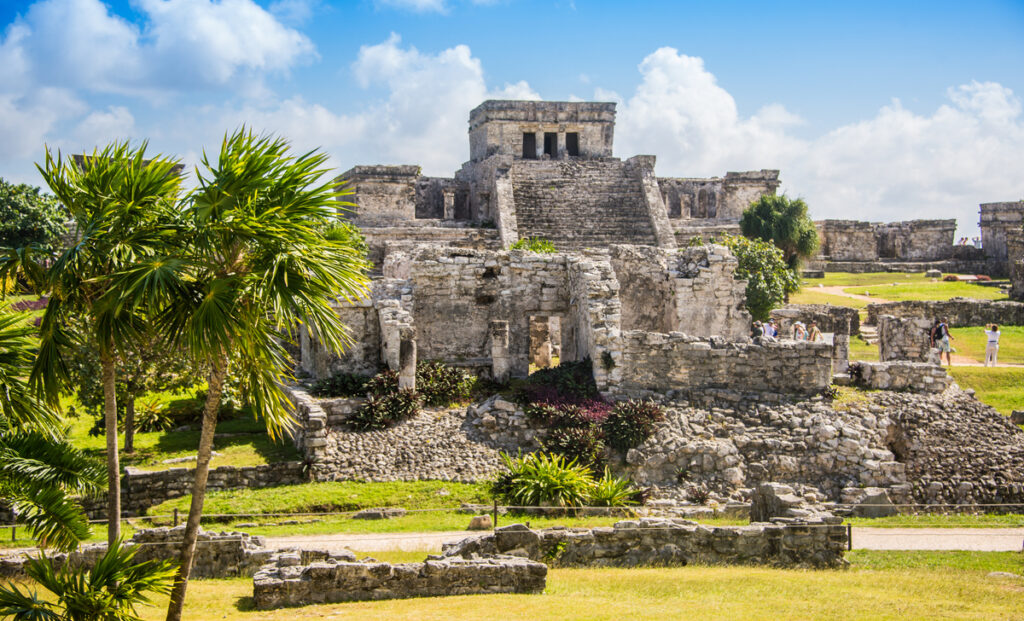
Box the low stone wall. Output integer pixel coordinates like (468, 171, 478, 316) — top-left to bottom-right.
(79, 461, 307, 520)
(0, 527, 271, 580)
(866, 298, 1024, 327)
(443, 519, 848, 569)
(614, 332, 832, 399)
(253, 549, 546, 610)
(771, 304, 860, 336)
(850, 361, 951, 394)
(876, 315, 938, 363)
(822, 259, 998, 276)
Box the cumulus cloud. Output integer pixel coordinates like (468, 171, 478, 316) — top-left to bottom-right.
(612, 48, 1024, 235)
(0, 0, 315, 98)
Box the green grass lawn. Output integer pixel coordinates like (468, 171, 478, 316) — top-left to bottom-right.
(844, 281, 1009, 302)
(847, 334, 879, 361)
(949, 366, 1024, 417)
(789, 288, 869, 309)
(948, 326, 1024, 364)
(811, 272, 935, 287)
(122, 551, 1024, 621)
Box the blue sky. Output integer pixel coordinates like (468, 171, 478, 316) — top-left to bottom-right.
(1, 0, 1022, 234)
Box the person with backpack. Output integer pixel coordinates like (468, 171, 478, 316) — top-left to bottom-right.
(936, 317, 954, 367)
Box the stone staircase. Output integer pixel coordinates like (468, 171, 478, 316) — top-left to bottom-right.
(860, 324, 878, 345)
(510, 159, 657, 250)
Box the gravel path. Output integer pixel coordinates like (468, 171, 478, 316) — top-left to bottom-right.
(262, 527, 1024, 553)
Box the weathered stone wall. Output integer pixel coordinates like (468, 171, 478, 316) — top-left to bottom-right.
(876, 315, 940, 363)
(671, 219, 742, 245)
(300, 296, 381, 378)
(566, 251, 623, 394)
(1010, 228, 1024, 301)
(361, 225, 501, 267)
(980, 201, 1024, 260)
(78, 462, 306, 520)
(614, 332, 832, 400)
(658, 170, 779, 221)
(823, 259, 996, 275)
(339, 165, 419, 225)
(608, 244, 748, 338)
(866, 298, 1024, 327)
(1, 527, 272, 580)
(444, 519, 848, 570)
(468, 100, 616, 162)
(770, 304, 859, 374)
(817, 219, 955, 262)
(850, 361, 952, 394)
(254, 548, 546, 610)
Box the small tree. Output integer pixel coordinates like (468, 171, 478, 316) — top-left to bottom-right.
(0, 179, 68, 258)
(716, 234, 799, 320)
(739, 195, 819, 270)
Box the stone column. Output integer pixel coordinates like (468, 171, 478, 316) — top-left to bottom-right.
(442, 187, 456, 220)
(397, 326, 416, 391)
(490, 320, 511, 382)
(529, 317, 552, 368)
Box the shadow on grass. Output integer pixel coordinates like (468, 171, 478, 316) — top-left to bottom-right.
(233, 596, 257, 612)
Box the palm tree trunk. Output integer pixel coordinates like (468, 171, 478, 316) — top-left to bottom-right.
(165, 351, 228, 621)
(100, 349, 120, 547)
(124, 396, 135, 454)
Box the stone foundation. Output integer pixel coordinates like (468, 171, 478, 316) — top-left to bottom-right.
(443, 519, 848, 570)
(866, 298, 1024, 327)
(877, 315, 939, 363)
(850, 361, 952, 394)
(253, 549, 546, 610)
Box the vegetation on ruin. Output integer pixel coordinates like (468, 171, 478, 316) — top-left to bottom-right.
(715, 233, 799, 320)
(0, 178, 68, 257)
(43, 552, 1022, 621)
(510, 236, 558, 253)
(739, 194, 819, 269)
(491, 452, 639, 508)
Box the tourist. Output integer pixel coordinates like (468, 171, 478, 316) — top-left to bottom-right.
(808, 321, 824, 342)
(767, 320, 779, 338)
(936, 317, 954, 367)
(751, 320, 764, 338)
(793, 321, 807, 341)
(984, 323, 1000, 367)
(973, 236, 982, 248)
(929, 318, 942, 348)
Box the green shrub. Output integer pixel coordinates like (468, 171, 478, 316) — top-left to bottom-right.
(310, 372, 372, 398)
(348, 389, 421, 431)
(491, 452, 593, 507)
(541, 426, 606, 468)
(365, 369, 399, 397)
(510, 237, 557, 253)
(588, 468, 638, 507)
(416, 360, 475, 407)
(135, 400, 175, 432)
(515, 358, 600, 404)
(602, 399, 664, 451)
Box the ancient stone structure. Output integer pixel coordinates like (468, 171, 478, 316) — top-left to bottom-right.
(816, 219, 956, 263)
(979, 201, 1024, 262)
(443, 519, 848, 570)
(865, 298, 1024, 327)
(339, 100, 779, 260)
(876, 315, 939, 364)
(253, 549, 546, 609)
(770, 304, 860, 373)
(1, 527, 271, 581)
(849, 361, 952, 394)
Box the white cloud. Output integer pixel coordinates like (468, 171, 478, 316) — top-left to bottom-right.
(612, 48, 1024, 235)
(269, 0, 319, 24)
(0, 0, 315, 98)
(71, 106, 137, 148)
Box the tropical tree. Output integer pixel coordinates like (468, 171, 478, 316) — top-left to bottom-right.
(714, 234, 799, 320)
(112, 130, 370, 621)
(3, 142, 184, 546)
(0, 304, 105, 552)
(0, 178, 68, 258)
(0, 537, 176, 621)
(739, 194, 819, 270)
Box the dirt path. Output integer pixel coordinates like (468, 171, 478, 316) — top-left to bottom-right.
(814, 285, 893, 304)
(265, 530, 478, 553)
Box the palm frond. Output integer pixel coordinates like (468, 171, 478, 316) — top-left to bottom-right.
(11, 486, 92, 552)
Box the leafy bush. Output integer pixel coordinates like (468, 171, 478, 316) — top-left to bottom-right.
(365, 369, 400, 397)
(687, 483, 711, 504)
(588, 468, 638, 507)
(491, 452, 594, 507)
(310, 372, 371, 398)
(135, 400, 175, 432)
(348, 389, 421, 431)
(602, 399, 664, 451)
(525, 400, 611, 428)
(416, 360, 475, 407)
(541, 426, 605, 468)
(515, 358, 600, 405)
(9, 296, 47, 312)
(715, 233, 799, 320)
(510, 236, 557, 254)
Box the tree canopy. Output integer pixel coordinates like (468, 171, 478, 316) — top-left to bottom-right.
(0, 179, 68, 256)
(739, 194, 819, 269)
(713, 234, 799, 320)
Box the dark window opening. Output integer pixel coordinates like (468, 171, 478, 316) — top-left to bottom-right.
(543, 132, 557, 158)
(566, 132, 580, 157)
(522, 133, 537, 159)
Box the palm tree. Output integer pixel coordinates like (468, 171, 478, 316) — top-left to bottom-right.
(0, 304, 106, 552)
(739, 194, 820, 270)
(20, 142, 183, 546)
(115, 129, 369, 621)
(0, 536, 176, 620)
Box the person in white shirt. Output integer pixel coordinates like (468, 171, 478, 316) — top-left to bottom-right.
(984, 324, 1000, 367)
